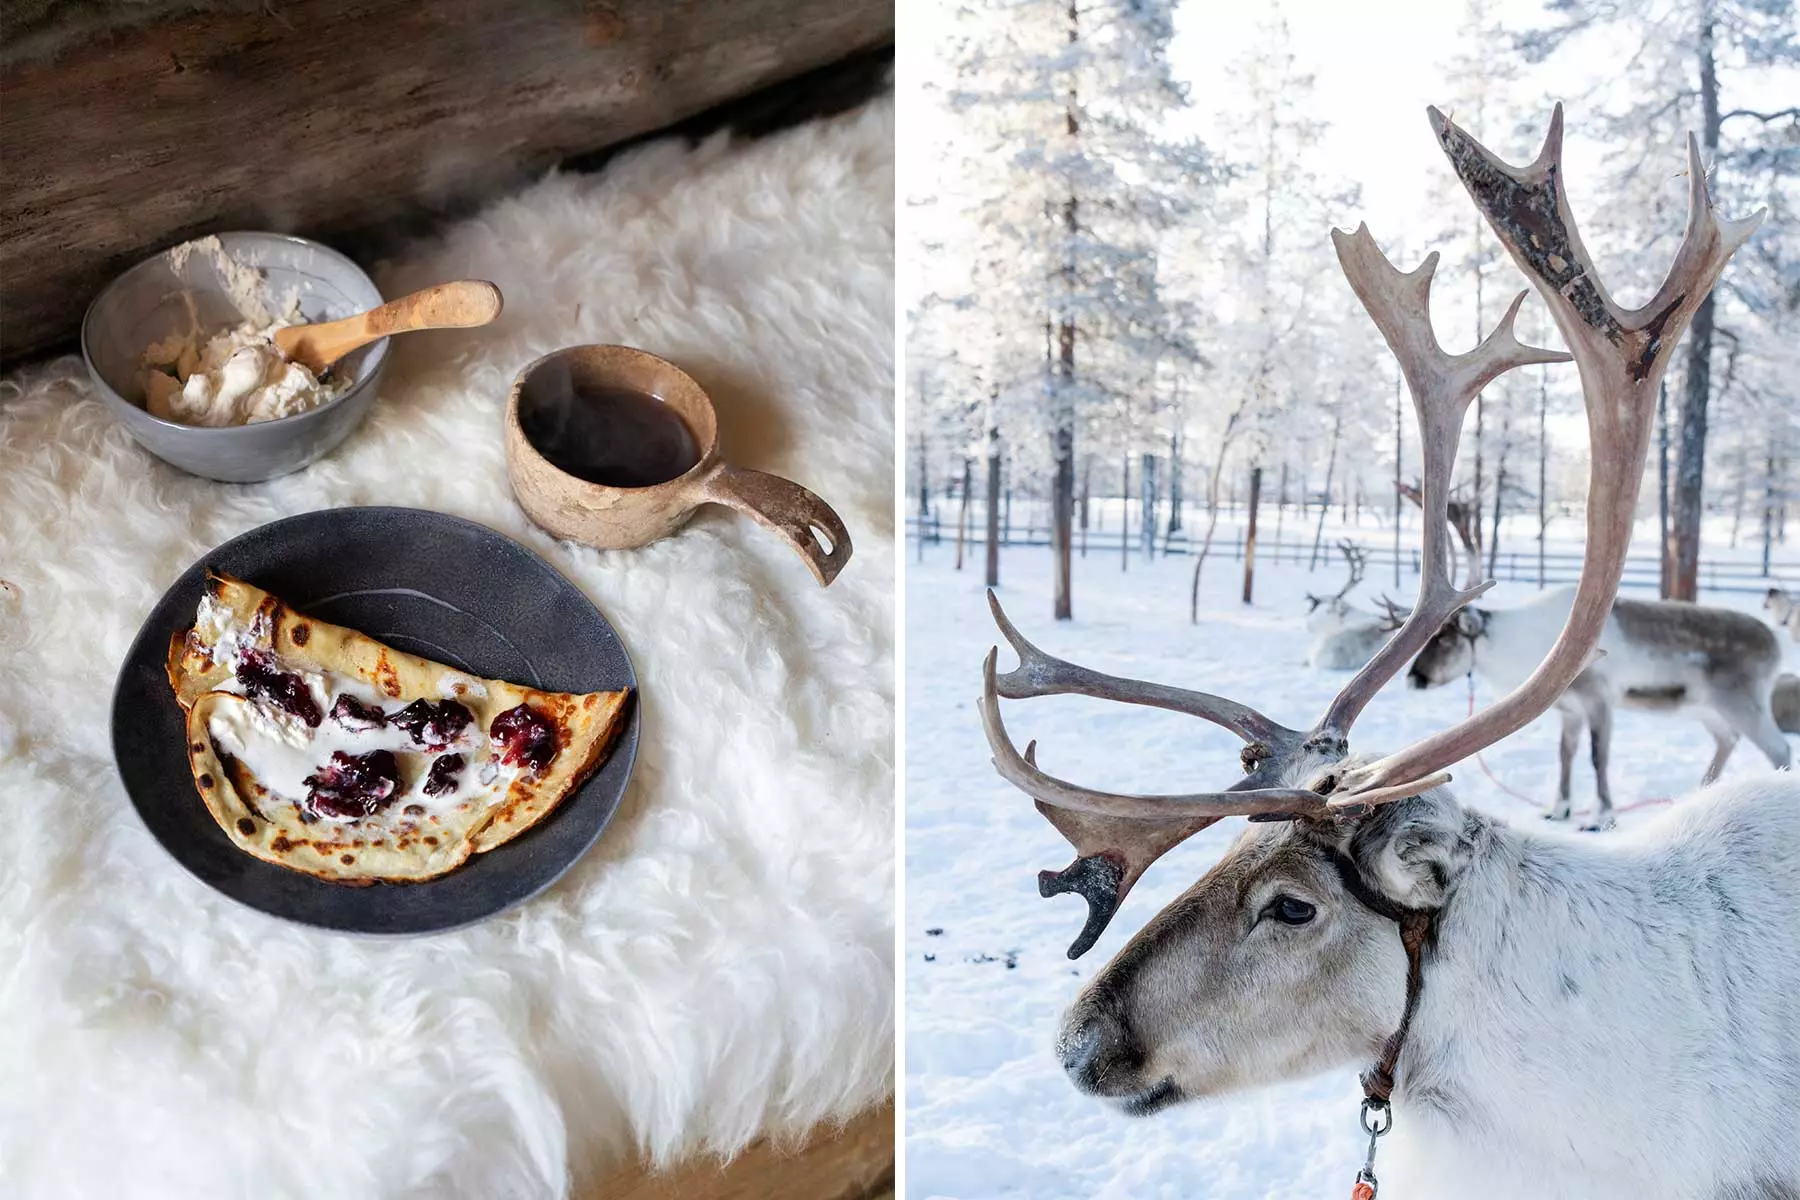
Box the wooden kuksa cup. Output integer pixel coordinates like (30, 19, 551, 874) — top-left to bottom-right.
(505, 345, 852, 586)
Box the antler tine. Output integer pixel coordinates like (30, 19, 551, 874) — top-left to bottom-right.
(987, 589, 1301, 749)
(1373, 594, 1410, 631)
(1335, 540, 1366, 601)
(978, 649, 1330, 821)
(1333, 104, 1763, 806)
(1310, 225, 1561, 745)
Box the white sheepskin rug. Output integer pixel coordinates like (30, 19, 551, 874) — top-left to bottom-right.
(0, 97, 893, 1200)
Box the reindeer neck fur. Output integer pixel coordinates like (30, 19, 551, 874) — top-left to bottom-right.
(1363, 778, 1800, 1199)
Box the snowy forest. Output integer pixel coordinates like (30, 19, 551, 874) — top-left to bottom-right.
(905, 3, 1800, 1195)
(904, 0, 1800, 619)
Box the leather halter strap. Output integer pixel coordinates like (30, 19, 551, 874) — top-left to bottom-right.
(1330, 851, 1436, 1106)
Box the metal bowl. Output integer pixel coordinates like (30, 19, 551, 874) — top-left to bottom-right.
(81, 231, 390, 483)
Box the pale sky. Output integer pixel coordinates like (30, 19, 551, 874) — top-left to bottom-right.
(899, 0, 1729, 313)
(1166, 0, 1584, 242)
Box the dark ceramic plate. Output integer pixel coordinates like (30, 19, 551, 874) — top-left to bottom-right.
(111, 507, 639, 934)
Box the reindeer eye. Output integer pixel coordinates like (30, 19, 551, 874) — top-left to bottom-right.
(1267, 896, 1316, 926)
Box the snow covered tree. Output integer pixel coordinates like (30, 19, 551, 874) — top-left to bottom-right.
(941, 0, 1214, 620)
(1520, 0, 1800, 598)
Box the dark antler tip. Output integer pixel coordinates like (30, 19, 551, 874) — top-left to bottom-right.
(1039, 855, 1127, 957)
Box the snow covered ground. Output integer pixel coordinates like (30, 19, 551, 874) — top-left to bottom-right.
(903, 539, 1799, 1200)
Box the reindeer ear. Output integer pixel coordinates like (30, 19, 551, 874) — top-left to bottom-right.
(1454, 608, 1485, 637)
(1349, 796, 1475, 910)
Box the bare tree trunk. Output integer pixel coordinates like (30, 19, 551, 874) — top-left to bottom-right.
(984, 432, 1001, 588)
(954, 457, 971, 571)
(1669, 9, 1722, 602)
(1487, 451, 1506, 576)
(1004, 472, 1014, 547)
(1274, 460, 1288, 560)
(915, 427, 929, 564)
(1242, 465, 1263, 604)
(1140, 452, 1158, 559)
(1394, 367, 1404, 589)
(1538, 364, 1549, 588)
(1189, 435, 1239, 622)
(1764, 449, 1778, 576)
(1657, 379, 1672, 596)
(1309, 405, 1342, 569)
(1120, 452, 1130, 573)
(1730, 445, 1747, 549)
(1164, 426, 1183, 553)
(1050, 0, 1079, 622)
(1079, 456, 1090, 558)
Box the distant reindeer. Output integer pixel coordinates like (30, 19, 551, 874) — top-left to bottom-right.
(1765, 586, 1800, 641)
(1407, 588, 1790, 829)
(976, 108, 1795, 1199)
(1775, 673, 1800, 735)
(1304, 542, 1392, 670)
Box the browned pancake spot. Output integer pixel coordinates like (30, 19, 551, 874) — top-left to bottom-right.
(424, 836, 438, 847)
(291, 623, 310, 646)
(272, 835, 292, 852)
(198, 773, 214, 789)
(584, 694, 597, 710)
(236, 817, 255, 835)
(340, 854, 355, 865)
(375, 652, 402, 698)
(191, 742, 205, 753)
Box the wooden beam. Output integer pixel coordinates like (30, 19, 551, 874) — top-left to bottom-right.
(0, 0, 893, 363)
(589, 1100, 893, 1200)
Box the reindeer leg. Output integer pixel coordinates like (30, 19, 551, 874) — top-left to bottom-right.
(1730, 699, 1793, 773)
(1548, 703, 1582, 822)
(1580, 699, 1615, 832)
(1698, 710, 1739, 785)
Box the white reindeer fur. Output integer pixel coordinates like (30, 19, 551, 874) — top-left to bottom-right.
(1376, 776, 1800, 1199)
(1304, 598, 1390, 670)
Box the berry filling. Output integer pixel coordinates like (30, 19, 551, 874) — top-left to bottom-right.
(236, 648, 322, 727)
(329, 694, 388, 731)
(490, 703, 557, 772)
(391, 698, 474, 750)
(303, 749, 400, 819)
(423, 752, 466, 797)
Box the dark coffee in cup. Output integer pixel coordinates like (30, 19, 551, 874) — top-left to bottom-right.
(518, 379, 700, 489)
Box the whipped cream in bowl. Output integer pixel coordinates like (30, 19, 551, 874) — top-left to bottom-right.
(81, 232, 391, 482)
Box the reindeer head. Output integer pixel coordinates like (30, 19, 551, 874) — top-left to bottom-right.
(1056, 788, 1475, 1113)
(1406, 607, 1488, 688)
(979, 104, 1760, 1114)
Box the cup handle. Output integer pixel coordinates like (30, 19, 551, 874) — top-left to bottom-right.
(702, 464, 853, 586)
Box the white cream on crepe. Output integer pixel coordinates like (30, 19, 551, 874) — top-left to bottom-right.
(172, 572, 631, 884)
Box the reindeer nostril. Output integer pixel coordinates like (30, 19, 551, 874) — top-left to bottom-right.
(1059, 1019, 1106, 1083)
(1059, 1014, 1145, 1094)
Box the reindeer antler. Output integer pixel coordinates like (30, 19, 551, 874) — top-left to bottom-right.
(1312, 226, 1566, 747)
(980, 104, 1761, 957)
(1329, 540, 1366, 604)
(979, 591, 1322, 956)
(1331, 104, 1763, 805)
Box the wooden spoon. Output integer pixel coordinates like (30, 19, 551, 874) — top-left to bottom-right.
(273, 280, 503, 373)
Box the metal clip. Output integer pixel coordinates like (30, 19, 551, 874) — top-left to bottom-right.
(1353, 1099, 1392, 1198)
